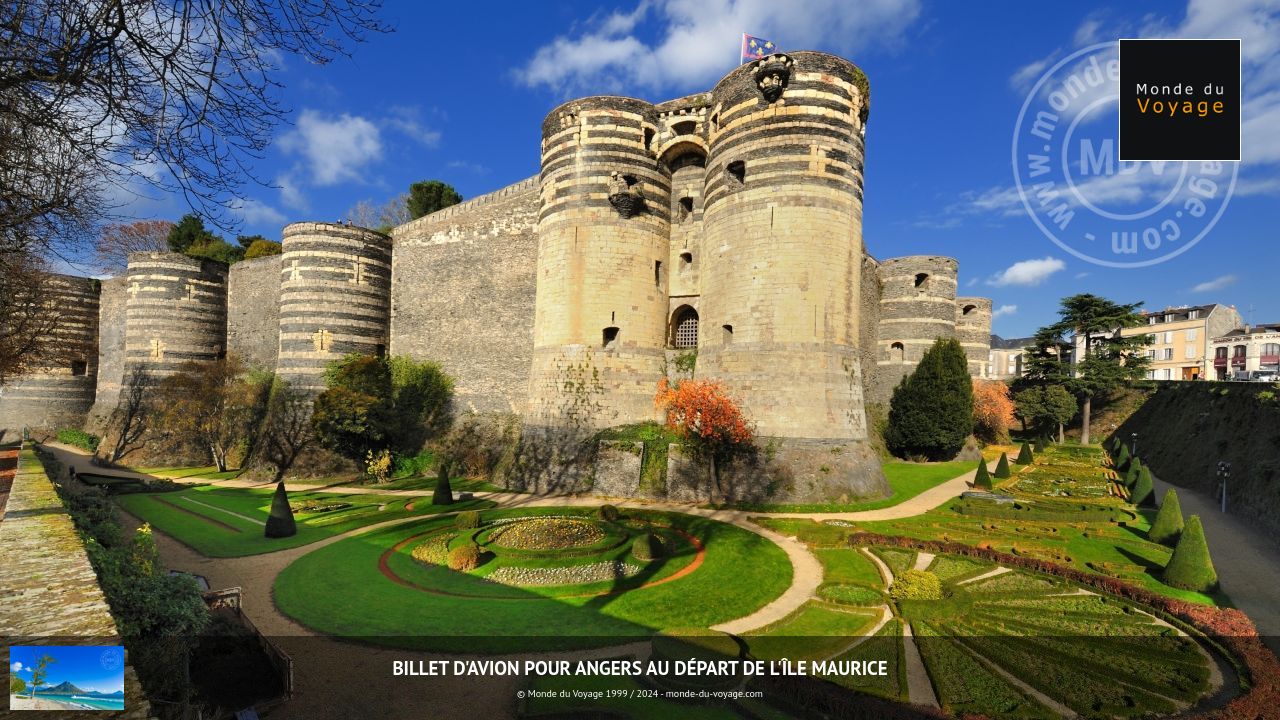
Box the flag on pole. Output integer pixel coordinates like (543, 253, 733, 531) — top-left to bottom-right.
(741, 34, 777, 64)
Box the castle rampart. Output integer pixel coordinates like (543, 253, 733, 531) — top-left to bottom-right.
(870, 255, 959, 403)
(277, 223, 392, 394)
(956, 296, 993, 378)
(123, 252, 228, 380)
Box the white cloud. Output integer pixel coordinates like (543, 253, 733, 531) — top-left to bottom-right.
(517, 0, 922, 94)
(1075, 271, 1090, 279)
(11, 662, 21, 672)
(383, 105, 442, 148)
(446, 160, 490, 175)
(1191, 274, 1237, 292)
(275, 173, 308, 212)
(279, 110, 383, 186)
(232, 198, 287, 227)
(992, 304, 1018, 318)
(987, 257, 1066, 287)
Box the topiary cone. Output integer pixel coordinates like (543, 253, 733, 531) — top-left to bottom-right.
(1125, 458, 1143, 488)
(1163, 515, 1217, 592)
(432, 461, 454, 505)
(1016, 441, 1034, 465)
(1115, 443, 1131, 471)
(1149, 489, 1184, 546)
(973, 459, 993, 490)
(1131, 466, 1155, 507)
(264, 481, 297, 538)
(993, 452, 1011, 479)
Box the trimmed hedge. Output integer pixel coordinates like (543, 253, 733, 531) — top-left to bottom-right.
(1149, 489, 1184, 546)
(993, 452, 1011, 479)
(447, 543, 482, 572)
(56, 428, 100, 453)
(1015, 441, 1034, 465)
(973, 459, 993, 490)
(455, 510, 481, 529)
(598, 504, 620, 521)
(432, 464, 454, 506)
(632, 532, 664, 561)
(264, 481, 297, 538)
(1132, 466, 1154, 507)
(1163, 515, 1217, 592)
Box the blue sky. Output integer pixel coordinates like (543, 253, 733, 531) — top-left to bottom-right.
(10, 646, 125, 694)
(98, 0, 1280, 338)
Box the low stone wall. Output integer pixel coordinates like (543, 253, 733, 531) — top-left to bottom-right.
(0, 447, 153, 719)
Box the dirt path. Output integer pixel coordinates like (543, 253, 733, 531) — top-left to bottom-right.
(1151, 473, 1280, 654)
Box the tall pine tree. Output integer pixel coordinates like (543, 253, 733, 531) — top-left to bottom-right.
(885, 338, 974, 461)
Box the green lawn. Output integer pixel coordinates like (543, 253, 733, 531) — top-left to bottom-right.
(114, 485, 492, 557)
(273, 508, 792, 652)
(743, 601, 881, 660)
(712, 461, 973, 513)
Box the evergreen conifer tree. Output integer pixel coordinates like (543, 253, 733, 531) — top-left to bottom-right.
(432, 461, 454, 505)
(885, 338, 974, 461)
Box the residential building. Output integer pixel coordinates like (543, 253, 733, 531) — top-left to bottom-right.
(1210, 323, 1280, 380)
(1072, 303, 1243, 381)
(988, 335, 1036, 380)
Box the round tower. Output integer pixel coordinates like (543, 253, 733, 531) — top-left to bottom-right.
(277, 222, 392, 394)
(870, 255, 959, 402)
(956, 297, 993, 378)
(696, 52, 871, 440)
(525, 96, 671, 429)
(0, 274, 100, 431)
(124, 253, 228, 379)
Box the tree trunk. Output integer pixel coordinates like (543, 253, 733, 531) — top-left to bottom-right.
(212, 444, 227, 472)
(1020, 417, 1027, 433)
(1080, 395, 1092, 445)
(1057, 423, 1065, 444)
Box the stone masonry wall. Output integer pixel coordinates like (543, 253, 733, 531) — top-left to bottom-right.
(87, 277, 128, 431)
(391, 178, 540, 414)
(227, 254, 282, 372)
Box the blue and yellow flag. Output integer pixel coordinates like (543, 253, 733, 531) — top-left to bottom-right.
(741, 34, 777, 64)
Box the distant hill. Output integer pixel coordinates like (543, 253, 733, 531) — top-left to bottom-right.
(86, 690, 124, 697)
(41, 681, 86, 695)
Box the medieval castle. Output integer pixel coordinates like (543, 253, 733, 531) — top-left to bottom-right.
(0, 52, 991, 502)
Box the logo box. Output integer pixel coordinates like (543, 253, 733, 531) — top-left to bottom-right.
(1119, 38, 1241, 161)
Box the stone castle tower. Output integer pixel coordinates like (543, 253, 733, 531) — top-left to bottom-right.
(0, 52, 991, 502)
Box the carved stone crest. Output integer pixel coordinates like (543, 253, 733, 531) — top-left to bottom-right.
(607, 171, 645, 218)
(754, 54, 793, 103)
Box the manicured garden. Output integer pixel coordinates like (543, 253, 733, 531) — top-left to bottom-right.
(713, 460, 975, 514)
(114, 485, 491, 557)
(273, 507, 792, 652)
(741, 543, 1221, 719)
(754, 444, 1227, 606)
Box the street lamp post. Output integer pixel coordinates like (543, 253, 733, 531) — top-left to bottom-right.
(1217, 461, 1231, 513)
(1131, 432, 1138, 457)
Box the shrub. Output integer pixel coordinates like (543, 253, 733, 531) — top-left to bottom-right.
(11, 674, 25, 694)
(993, 452, 1011, 478)
(598, 504, 620, 521)
(411, 533, 452, 565)
(392, 449, 435, 478)
(447, 543, 482, 572)
(973, 459, 993, 490)
(1015, 441, 1033, 465)
(1131, 466, 1154, 507)
(455, 510, 481, 529)
(432, 462, 454, 505)
(243, 239, 282, 259)
(1149, 489, 1184, 546)
(889, 569, 942, 601)
(972, 379, 1015, 443)
(1125, 459, 1142, 488)
(632, 532, 665, 561)
(1163, 515, 1217, 592)
(1114, 443, 1131, 471)
(365, 448, 392, 483)
(57, 428, 100, 453)
(264, 481, 297, 538)
(885, 338, 974, 460)
(1033, 434, 1051, 452)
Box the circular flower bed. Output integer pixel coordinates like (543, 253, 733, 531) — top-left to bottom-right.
(487, 517, 606, 550)
(487, 561, 642, 586)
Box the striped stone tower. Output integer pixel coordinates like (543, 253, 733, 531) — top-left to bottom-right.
(872, 255, 959, 401)
(277, 222, 393, 395)
(956, 297, 993, 378)
(123, 253, 228, 379)
(0, 274, 100, 432)
(696, 51, 872, 440)
(524, 96, 671, 429)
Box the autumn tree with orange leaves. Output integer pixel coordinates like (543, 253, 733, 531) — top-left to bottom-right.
(972, 379, 1015, 443)
(655, 379, 754, 488)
